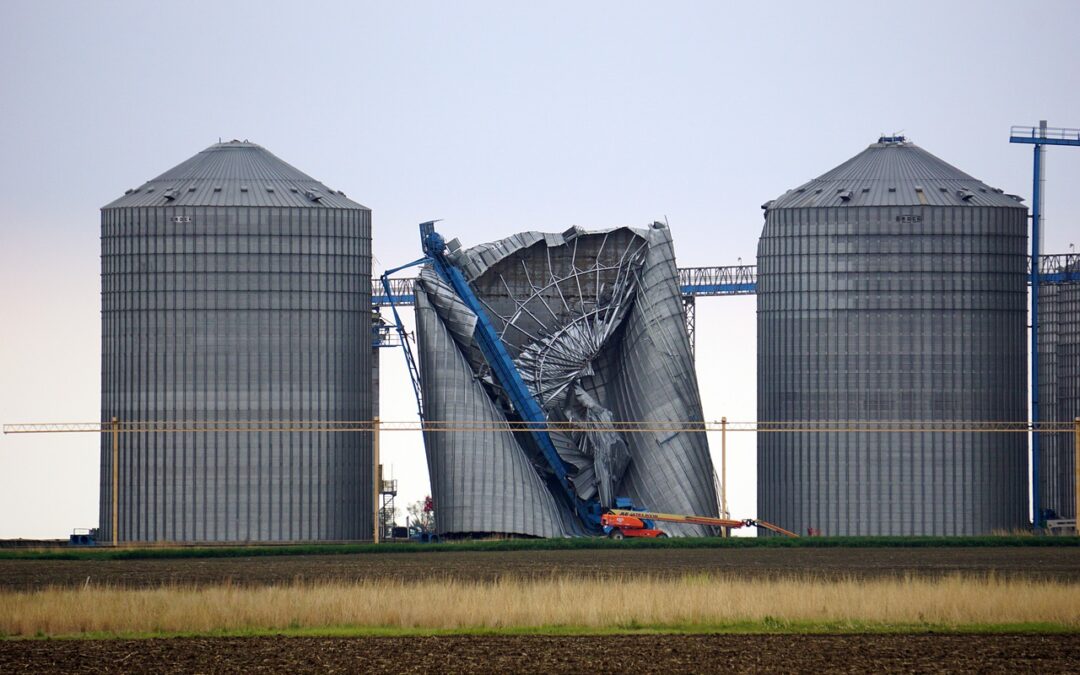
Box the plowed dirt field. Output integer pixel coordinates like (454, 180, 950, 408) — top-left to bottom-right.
(2, 634, 1078, 673)
(3, 546, 1078, 590)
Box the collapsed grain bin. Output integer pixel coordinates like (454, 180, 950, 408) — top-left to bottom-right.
(100, 140, 372, 542)
(757, 136, 1028, 536)
(414, 223, 719, 537)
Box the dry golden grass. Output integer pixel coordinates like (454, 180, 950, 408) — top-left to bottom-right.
(990, 528, 1036, 537)
(2, 575, 1078, 637)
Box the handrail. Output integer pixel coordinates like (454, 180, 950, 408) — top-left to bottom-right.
(372, 252, 1078, 306)
(1010, 125, 1080, 141)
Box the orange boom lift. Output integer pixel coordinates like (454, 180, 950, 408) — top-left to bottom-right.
(601, 509, 799, 539)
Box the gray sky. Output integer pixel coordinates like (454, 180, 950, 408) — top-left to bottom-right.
(2, 1, 1078, 538)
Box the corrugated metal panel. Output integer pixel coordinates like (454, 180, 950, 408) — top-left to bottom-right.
(415, 223, 718, 537)
(102, 141, 365, 210)
(768, 139, 1027, 210)
(99, 145, 372, 543)
(1038, 267, 1080, 519)
(415, 271, 574, 538)
(757, 141, 1028, 536)
(607, 224, 719, 536)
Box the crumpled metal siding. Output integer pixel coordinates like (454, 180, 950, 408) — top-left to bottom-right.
(757, 144, 1029, 535)
(415, 223, 718, 537)
(415, 271, 574, 538)
(99, 144, 372, 544)
(606, 224, 718, 536)
(1039, 273, 1080, 518)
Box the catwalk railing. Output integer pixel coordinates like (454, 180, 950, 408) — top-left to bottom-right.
(372, 253, 1078, 306)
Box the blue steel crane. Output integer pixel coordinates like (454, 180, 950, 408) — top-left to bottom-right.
(1009, 121, 1080, 526)
(380, 222, 605, 531)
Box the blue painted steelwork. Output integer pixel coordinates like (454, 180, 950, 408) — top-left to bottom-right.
(680, 282, 757, 296)
(371, 322, 397, 348)
(1041, 270, 1080, 284)
(1031, 140, 1043, 525)
(416, 222, 603, 531)
(373, 266, 759, 306)
(373, 293, 416, 305)
(379, 257, 430, 418)
(1010, 125, 1080, 147)
(374, 287, 760, 305)
(372, 257, 1077, 307)
(1033, 255, 1080, 285)
(1010, 123, 1080, 526)
(373, 276, 417, 306)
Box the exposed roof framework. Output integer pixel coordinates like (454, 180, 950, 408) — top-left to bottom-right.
(414, 224, 720, 537)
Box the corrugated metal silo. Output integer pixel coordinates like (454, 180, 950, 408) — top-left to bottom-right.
(1038, 260, 1080, 519)
(415, 224, 718, 537)
(757, 137, 1028, 535)
(100, 140, 372, 542)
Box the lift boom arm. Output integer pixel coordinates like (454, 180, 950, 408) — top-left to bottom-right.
(606, 509, 799, 537)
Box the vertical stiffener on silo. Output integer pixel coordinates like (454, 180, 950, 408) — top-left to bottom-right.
(100, 141, 372, 543)
(757, 137, 1028, 536)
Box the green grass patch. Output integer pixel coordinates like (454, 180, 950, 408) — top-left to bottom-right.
(2, 534, 1076, 561)
(5, 620, 1076, 641)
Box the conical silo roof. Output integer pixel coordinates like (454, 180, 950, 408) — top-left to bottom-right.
(103, 140, 366, 209)
(766, 136, 1025, 210)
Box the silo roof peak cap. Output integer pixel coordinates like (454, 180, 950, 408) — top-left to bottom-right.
(212, 139, 263, 149)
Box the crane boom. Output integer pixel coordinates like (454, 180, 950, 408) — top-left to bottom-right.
(606, 508, 799, 538)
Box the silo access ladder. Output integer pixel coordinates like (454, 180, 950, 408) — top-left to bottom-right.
(602, 509, 799, 538)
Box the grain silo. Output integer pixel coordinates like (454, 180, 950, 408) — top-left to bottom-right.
(100, 140, 372, 543)
(415, 224, 718, 537)
(757, 136, 1028, 536)
(1038, 259, 1080, 519)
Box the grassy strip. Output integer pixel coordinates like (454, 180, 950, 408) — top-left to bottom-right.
(5, 621, 1076, 641)
(4, 575, 1077, 639)
(2, 535, 1077, 561)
